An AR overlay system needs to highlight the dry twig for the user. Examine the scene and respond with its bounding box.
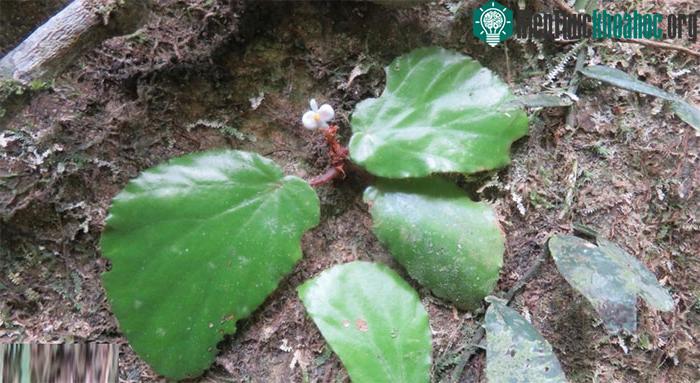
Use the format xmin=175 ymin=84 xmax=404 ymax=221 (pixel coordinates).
xmin=551 ymin=0 xmax=700 ymax=58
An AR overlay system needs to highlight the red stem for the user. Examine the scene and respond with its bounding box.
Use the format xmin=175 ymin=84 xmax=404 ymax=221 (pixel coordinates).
xmin=310 ymin=124 xmax=349 ymax=187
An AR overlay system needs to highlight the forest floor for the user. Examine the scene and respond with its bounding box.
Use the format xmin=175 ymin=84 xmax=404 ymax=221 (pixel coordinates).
xmin=1 ymin=1 xmax=698 ymax=382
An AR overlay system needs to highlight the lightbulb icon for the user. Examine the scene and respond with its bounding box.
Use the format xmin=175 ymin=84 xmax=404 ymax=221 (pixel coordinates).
xmin=479 ymin=7 xmax=506 ymax=47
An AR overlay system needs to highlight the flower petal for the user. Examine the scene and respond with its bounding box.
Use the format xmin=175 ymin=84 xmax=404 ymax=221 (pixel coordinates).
xmin=302 ymin=111 xmax=319 ymax=129
xmin=309 ymin=99 xmax=318 ymax=112
xmin=318 ymin=104 xmax=334 ymax=121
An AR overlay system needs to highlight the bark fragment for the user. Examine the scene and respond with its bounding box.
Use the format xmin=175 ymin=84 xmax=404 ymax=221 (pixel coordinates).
xmin=0 ymin=0 xmax=148 ymax=84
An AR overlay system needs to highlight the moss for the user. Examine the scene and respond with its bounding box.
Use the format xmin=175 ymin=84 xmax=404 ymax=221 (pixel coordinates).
xmin=0 ymin=78 xmax=26 ymax=97
xmin=0 ymin=79 xmax=28 ymax=119
xmin=29 ymin=79 xmax=52 ymax=91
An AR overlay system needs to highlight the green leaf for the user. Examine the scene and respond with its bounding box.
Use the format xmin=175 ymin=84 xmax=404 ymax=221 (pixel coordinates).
xmin=364 ymin=177 xmax=504 ymax=310
xmin=101 ymin=150 xmax=320 ymax=379
xmin=484 ymin=298 xmax=567 ymax=383
xmin=579 ymin=65 xmax=676 ymax=100
xmin=579 ymin=65 xmax=700 ymax=132
xmin=20 ymin=344 xmax=30 ymax=383
xmin=548 ymin=235 xmax=674 ymax=334
xmin=671 ymin=99 xmax=700 ymax=131
xmin=514 ymin=94 xmax=573 ymax=108
xmin=348 ymin=47 xmax=528 ymax=178
xmin=298 ymin=261 xmax=431 ymax=383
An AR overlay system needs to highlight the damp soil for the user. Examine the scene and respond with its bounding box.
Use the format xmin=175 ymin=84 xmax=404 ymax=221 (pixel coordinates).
xmin=1 ymin=1 xmax=699 ymax=382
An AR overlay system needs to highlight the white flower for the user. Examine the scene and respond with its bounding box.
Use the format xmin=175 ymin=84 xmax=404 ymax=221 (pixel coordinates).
xmin=302 ymin=99 xmax=334 ymax=130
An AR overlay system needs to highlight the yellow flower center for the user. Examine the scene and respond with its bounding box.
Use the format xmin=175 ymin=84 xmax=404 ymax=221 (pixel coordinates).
xmin=313 ymin=113 xmax=321 ymax=122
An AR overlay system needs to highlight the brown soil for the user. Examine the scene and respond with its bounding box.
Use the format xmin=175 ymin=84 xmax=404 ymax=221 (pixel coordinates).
xmin=1 ymin=1 xmax=698 ymax=382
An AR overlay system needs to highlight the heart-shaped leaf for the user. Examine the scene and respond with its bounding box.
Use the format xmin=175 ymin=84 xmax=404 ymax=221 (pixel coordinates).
xmin=348 ymin=46 xmax=528 ymax=178
xmin=364 ymin=177 xmax=504 ymax=310
xmin=548 ymin=235 xmax=674 ymax=334
xmin=484 ymin=297 xmax=567 ymax=383
xmin=298 ymin=261 xmax=431 ymax=383
xmin=101 ymin=150 xmax=320 ymax=379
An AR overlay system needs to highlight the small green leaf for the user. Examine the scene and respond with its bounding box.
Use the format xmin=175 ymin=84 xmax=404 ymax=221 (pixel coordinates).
xmin=548 ymin=235 xmax=674 ymax=334
xmin=298 ymin=261 xmax=431 ymax=383
xmin=349 ymin=47 xmax=528 ymax=178
xmin=514 ymin=94 xmax=573 ymax=108
xmin=579 ymin=65 xmax=700 ymax=132
xmin=364 ymin=177 xmax=504 ymax=310
xmin=484 ymin=298 xmax=567 ymax=383
xmin=101 ymin=150 xmax=320 ymax=379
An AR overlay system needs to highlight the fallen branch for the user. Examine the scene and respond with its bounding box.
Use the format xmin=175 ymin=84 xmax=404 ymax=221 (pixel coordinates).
xmin=618 ymin=38 xmax=700 ymax=58
xmin=0 ymin=0 xmax=148 ymax=85
xmin=551 ymin=0 xmax=700 ymax=58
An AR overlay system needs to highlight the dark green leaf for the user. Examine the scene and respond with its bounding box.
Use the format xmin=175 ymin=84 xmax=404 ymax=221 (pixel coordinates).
xmin=548 ymin=235 xmax=673 ymax=334
xmin=364 ymin=177 xmax=504 ymax=310
xmin=484 ymin=298 xmax=567 ymax=383
xmin=298 ymin=261 xmax=431 ymax=383
xmin=349 ymin=47 xmax=528 ymax=178
xmin=101 ymin=150 xmax=320 ymax=379
xmin=579 ymin=65 xmax=676 ymax=100
xmin=671 ymin=100 xmax=700 ymax=131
